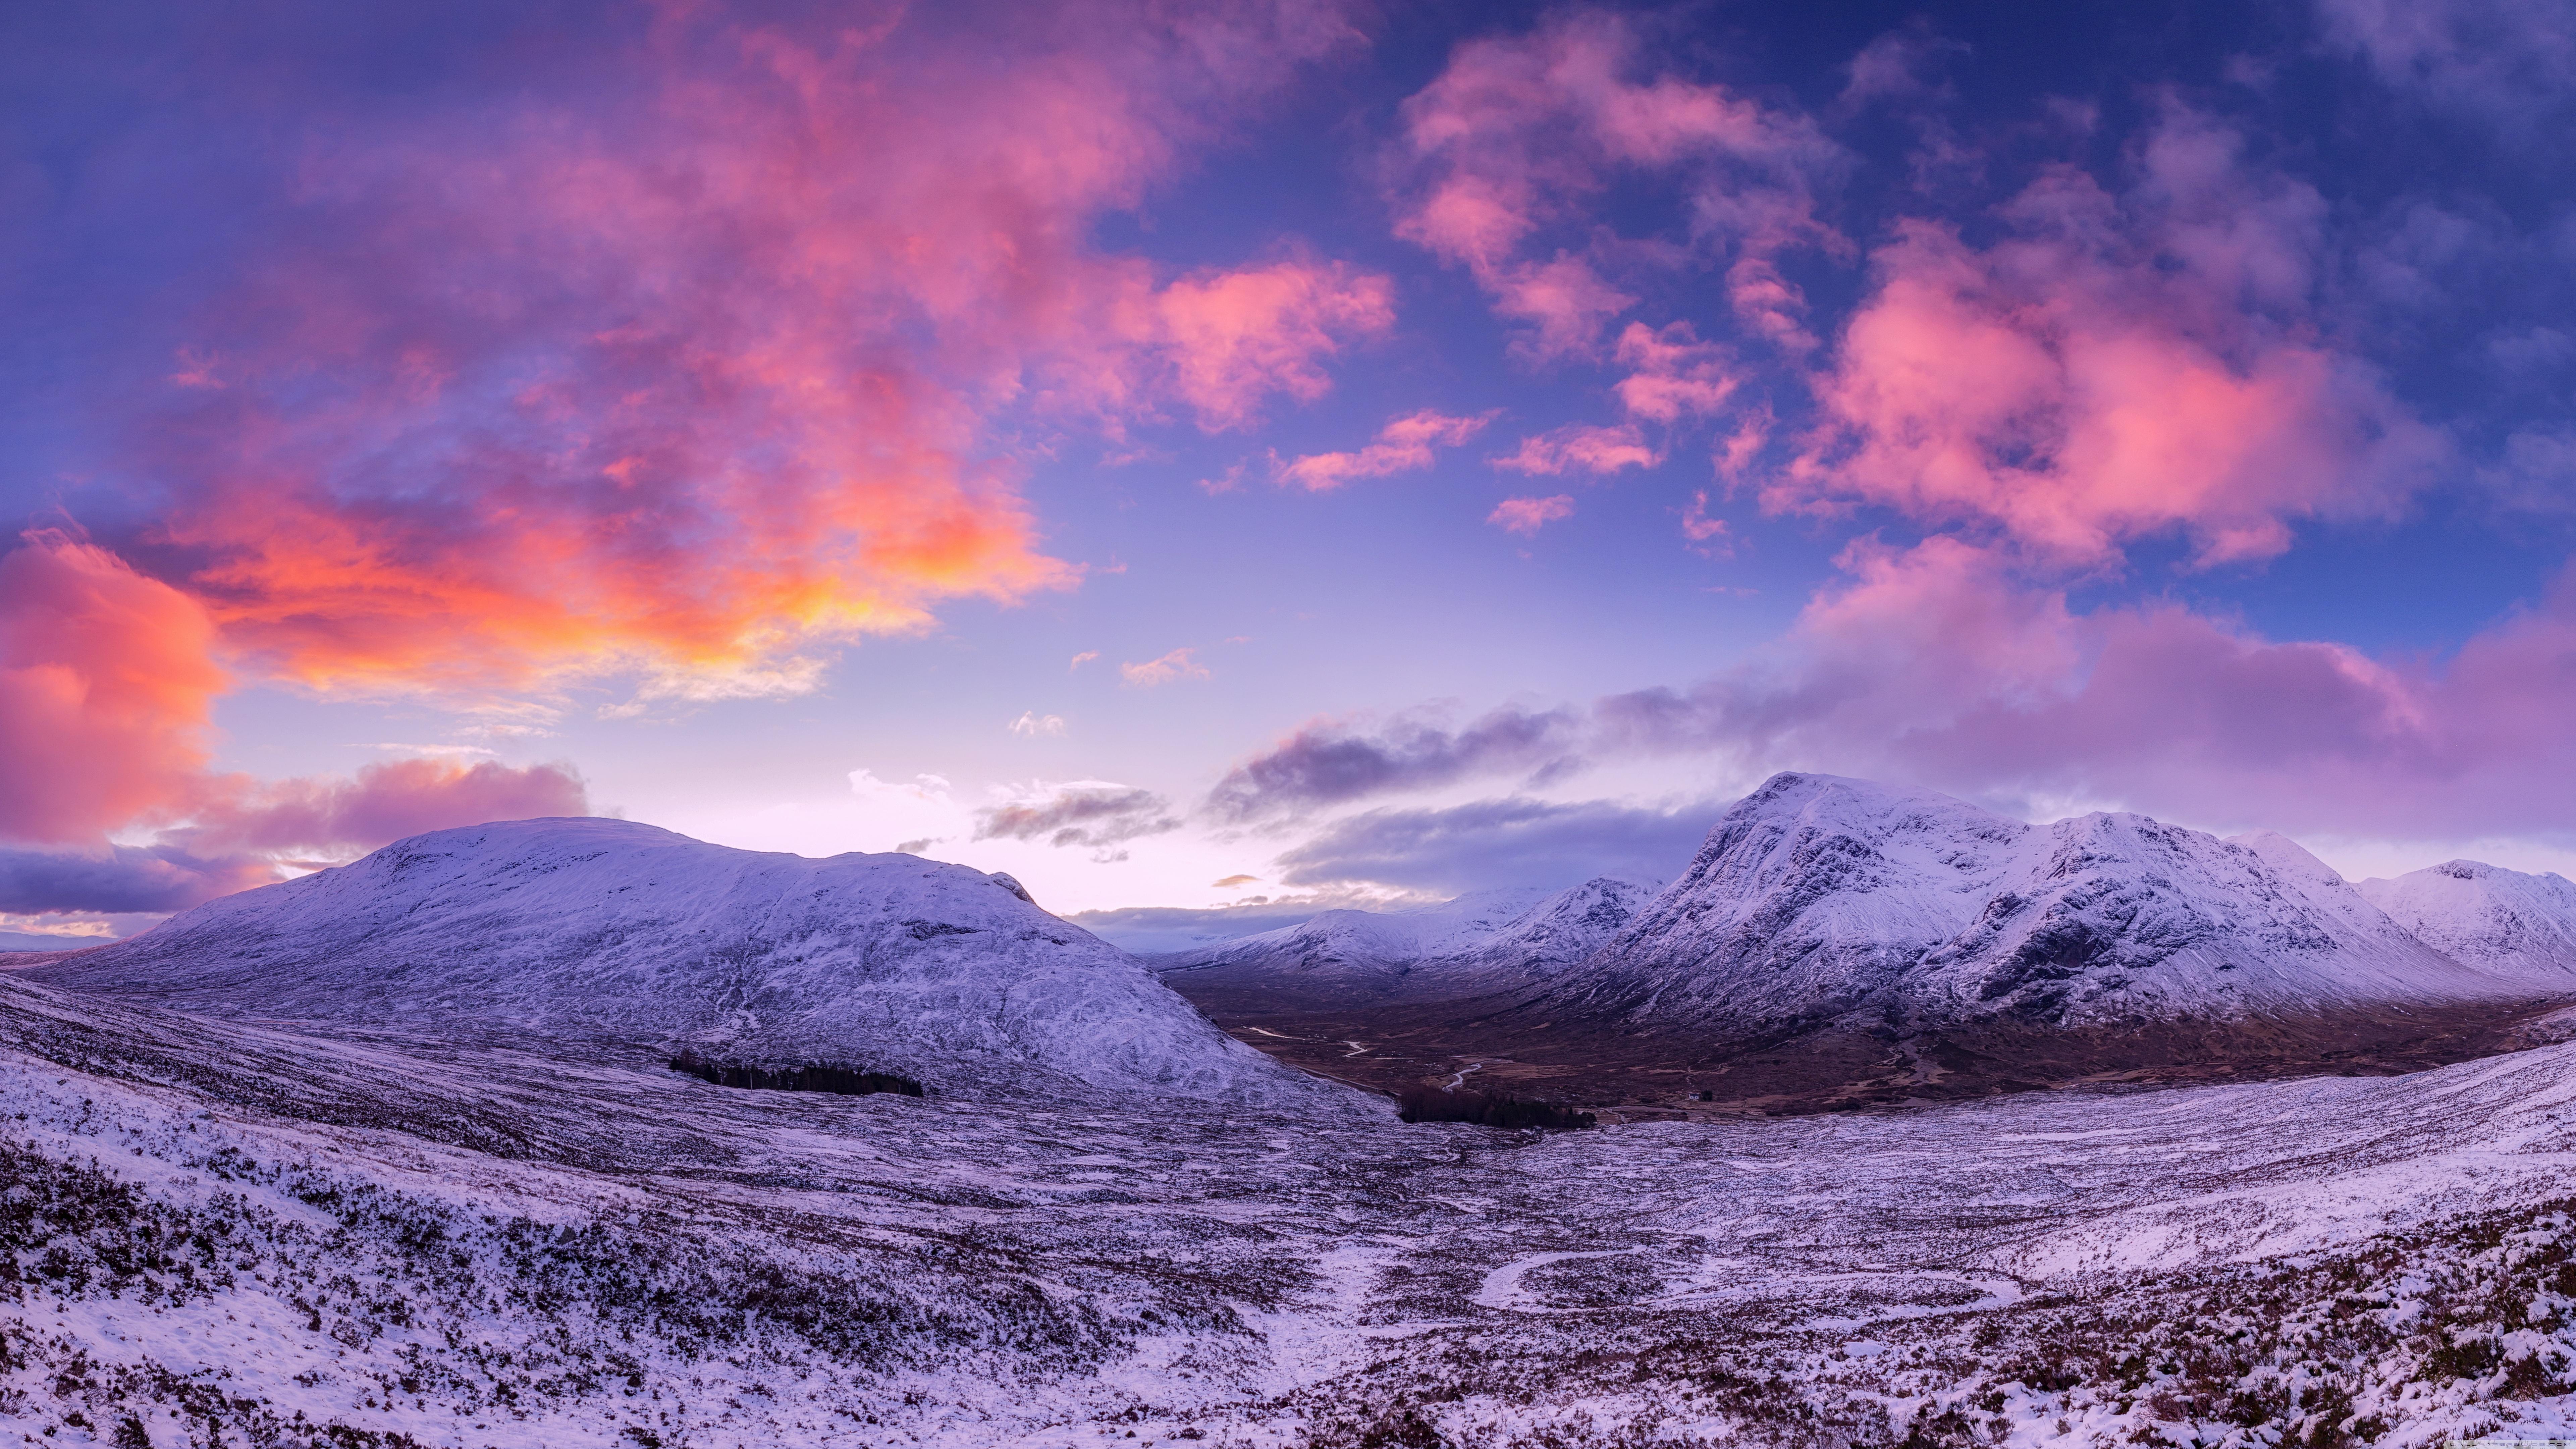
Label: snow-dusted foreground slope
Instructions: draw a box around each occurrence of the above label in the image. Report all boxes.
[12,967,2576,1447]
[1544,773,2539,1040]
[1153,876,1660,1010]
[23,818,1341,1106]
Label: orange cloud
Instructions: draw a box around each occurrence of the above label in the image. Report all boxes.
[0,534,586,912]
[133,3,1383,701]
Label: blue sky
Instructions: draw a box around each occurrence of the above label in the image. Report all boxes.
[7,0,2576,933]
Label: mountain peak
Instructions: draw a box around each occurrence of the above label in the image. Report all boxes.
[2356,858,2576,979]
[2226,829,2347,887]
[28,818,1343,1107]
[1541,775,2515,1040]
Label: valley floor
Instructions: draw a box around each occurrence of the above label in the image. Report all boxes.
[10,974,2576,1448]
[1180,988,2576,1118]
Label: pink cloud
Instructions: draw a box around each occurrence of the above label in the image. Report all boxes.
[177,758,587,858]
[1680,491,1733,557]
[1083,256,1397,431]
[1715,411,1771,482]
[1590,537,2576,838]
[1784,114,2443,567]
[0,533,226,845]
[0,533,586,912]
[1488,495,1577,535]
[1391,8,1838,359]
[1493,424,1658,477]
[1611,321,1741,423]
[1120,648,1211,687]
[1228,523,2576,839]
[1278,409,1496,491]
[1489,255,1638,362]
[1723,255,1816,355]
[126,2,1380,700]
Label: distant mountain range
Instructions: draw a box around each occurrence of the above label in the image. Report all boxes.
[1146,877,1661,1015]
[0,928,103,953]
[1535,772,2565,1040]
[1157,773,2576,1107]
[19,775,2576,1114]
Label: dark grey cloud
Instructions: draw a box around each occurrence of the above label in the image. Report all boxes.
[973,785,1180,849]
[0,845,271,915]
[1205,706,1583,821]
[1273,796,1718,895]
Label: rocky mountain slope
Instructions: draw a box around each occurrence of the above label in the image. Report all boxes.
[2357,858,2576,980]
[1537,773,2522,1042]
[1151,876,1659,1015]
[22,816,1342,1106]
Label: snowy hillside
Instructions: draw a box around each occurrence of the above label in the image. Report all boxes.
[1545,772,2525,1038]
[23,817,1344,1106]
[1153,876,1659,1010]
[2357,859,2576,981]
[16,945,2576,1445]
[1415,875,1666,990]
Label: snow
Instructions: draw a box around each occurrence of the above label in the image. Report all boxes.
[1150,876,1662,1004]
[2357,858,2576,983]
[1547,772,2534,1035]
[23,817,1351,1108]
[13,966,2576,1445]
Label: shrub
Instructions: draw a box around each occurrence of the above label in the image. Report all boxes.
[667,1052,925,1098]
[1394,1087,1594,1130]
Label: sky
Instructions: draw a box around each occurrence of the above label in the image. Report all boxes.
[8,0,2576,942]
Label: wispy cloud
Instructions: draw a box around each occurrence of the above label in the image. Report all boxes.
[1208,705,1584,820]
[1488,495,1577,535]
[1276,410,1496,491]
[1492,424,1657,477]
[1274,795,1705,893]
[973,782,1181,851]
[1120,648,1211,687]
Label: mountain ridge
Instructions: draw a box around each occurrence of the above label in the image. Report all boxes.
[1537,773,2526,1042]
[24,816,1349,1108]
[1151,875,1663,1016]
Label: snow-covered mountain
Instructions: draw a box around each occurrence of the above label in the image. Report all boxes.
[1539,773,2527,1039]
[23,817,1342,1106]
[2356,859,2576,981]
[1153,877,1662,1011]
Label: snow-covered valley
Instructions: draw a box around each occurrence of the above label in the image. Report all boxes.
[14,965,2576,1448]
